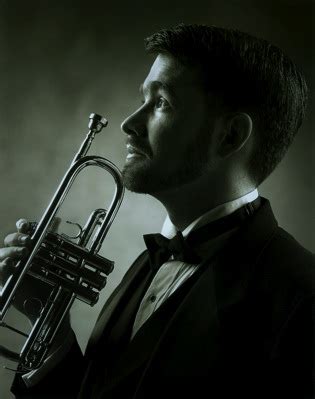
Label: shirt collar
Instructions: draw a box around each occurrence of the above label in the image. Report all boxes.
[161,189,259,239]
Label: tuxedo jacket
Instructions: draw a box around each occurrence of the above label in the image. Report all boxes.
[12,198,314,399]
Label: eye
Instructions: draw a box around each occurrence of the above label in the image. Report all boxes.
[156,97,169,109]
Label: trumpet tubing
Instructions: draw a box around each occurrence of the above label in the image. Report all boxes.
[0,113,124,372]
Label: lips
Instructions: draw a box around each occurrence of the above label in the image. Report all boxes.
[126,144,147,157]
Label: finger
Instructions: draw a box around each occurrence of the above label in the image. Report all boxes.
[0,257,15,285]
[4,232,31,247]
[0,246,28,262]
[16,219,30,234]
[15,217,61,235]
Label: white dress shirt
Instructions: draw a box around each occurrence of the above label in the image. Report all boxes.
[131,189,259,339]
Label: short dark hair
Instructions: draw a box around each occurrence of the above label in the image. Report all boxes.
[144,24,308,185]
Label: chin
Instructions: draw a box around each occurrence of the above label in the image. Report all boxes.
[122,163,170,194]
[122,168,192,196]
[122,163,153,194]
[122,157,207,195]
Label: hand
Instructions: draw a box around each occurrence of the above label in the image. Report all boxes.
[0,218,73,366]
[0,218,59,323]
[0,218,30,286]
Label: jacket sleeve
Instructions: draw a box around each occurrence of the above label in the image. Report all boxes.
[11,330,86,399]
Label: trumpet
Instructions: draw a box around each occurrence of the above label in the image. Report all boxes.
[0,113,124,372]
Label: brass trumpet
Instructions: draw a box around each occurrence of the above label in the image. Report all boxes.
[0,113,124,372]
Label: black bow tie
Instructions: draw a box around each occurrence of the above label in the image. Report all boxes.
[143,197,262,272]
[143,231,201,271]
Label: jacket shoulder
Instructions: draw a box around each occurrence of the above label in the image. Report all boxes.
[257,226,314,298]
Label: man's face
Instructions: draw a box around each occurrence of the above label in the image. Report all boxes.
[121,53,216,194]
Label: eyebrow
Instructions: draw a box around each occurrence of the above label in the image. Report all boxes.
[139,81,177,100]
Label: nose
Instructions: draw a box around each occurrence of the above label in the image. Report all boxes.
[121,106,147,137]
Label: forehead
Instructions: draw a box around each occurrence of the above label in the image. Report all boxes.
[143,53,204,95]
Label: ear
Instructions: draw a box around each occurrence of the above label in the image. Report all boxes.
[218,113,253,158]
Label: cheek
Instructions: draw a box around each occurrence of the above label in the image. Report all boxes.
[147,114,178,150]
[147,109,206,159]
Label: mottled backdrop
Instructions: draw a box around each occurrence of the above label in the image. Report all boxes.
[0,0,313,397]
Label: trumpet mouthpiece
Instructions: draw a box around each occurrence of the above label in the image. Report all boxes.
[89,113,108,132]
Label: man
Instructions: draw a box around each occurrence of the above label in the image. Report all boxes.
[0,24,313,398]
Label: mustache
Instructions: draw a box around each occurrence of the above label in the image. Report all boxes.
[125,139,153,158]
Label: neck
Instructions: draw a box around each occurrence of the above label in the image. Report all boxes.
[152,175,255,231]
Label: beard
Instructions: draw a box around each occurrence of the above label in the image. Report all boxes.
[122,132,210,194]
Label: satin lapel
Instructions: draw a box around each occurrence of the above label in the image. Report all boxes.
[213,197,279,310]
[86,250,150,356]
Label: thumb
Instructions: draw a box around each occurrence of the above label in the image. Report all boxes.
[16,219,30,234]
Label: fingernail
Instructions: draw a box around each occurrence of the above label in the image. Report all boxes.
[17,220,26,229]
[19,235,29,244]
[17,247,27,255]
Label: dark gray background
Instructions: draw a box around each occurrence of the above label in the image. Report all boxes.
[0,0,313,397]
